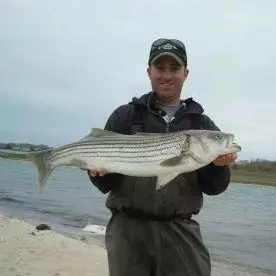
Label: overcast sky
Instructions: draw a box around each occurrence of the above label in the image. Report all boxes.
[0,0,275,160]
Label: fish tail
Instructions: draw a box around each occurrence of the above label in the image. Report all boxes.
[27,149,54,193]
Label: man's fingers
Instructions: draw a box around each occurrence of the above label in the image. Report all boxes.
[225,154,232,164]
[98,169,107,176]
[89,168,108,177]
[89,169,98,177]
[226,153,237,164]
[232,152,238,162]
[213,152,238,166]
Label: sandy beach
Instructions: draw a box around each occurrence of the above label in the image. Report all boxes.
[0,213,273,276]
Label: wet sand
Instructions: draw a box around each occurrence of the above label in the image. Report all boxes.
[0,213,273,276]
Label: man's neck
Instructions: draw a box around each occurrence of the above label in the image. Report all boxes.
[157,99,181,107]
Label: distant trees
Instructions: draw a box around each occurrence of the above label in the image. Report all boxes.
[0,143,50,152]
[232,159,276,173]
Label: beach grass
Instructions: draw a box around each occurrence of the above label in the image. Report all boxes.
[231,170,276,187]
[0,152,29,160]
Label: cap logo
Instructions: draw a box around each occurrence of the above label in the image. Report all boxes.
[157,43,178,50]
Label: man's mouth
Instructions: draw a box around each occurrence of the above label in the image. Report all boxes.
[160,83,173,88]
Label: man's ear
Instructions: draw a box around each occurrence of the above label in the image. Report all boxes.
[147,67,151,78]
[184,68,189,78]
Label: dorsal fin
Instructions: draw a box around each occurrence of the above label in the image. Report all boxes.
[91,128,120,137]
[79,128,122,142]
[134,131,164,136]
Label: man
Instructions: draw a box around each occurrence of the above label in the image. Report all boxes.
[88,38,237,276]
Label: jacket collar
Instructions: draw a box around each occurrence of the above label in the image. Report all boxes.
[130,91,204,115]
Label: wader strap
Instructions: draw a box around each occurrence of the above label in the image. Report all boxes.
[190,114,206,130]
[131,105,147,134]
[131,105,206,133]
[114,207,192,221]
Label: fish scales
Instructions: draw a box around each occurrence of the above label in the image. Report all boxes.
[48,133,187,157]
[53,133,185,153]
[48,140,186,163]
[48,135,188,164]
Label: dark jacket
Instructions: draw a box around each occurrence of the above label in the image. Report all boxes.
[88,92,231,217]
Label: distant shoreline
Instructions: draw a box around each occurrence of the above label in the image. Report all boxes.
[0,152,275,187]
[0,151,29,160]
[231,171,276,187]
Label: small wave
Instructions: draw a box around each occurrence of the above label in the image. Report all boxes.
[83,224,106,235]
[57,213,109,230]
[0,188,8,194]
[60,222,80,229]
[31,207,70,216]
[70,213,107,225]
[0,196,25,204]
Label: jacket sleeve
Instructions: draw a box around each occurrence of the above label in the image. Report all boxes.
[197,115,231,195]
[87,105,133,194]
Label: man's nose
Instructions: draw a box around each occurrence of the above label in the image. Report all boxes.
[162,70,173,79]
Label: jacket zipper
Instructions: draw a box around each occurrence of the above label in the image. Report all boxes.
[149,108,175,133]
[163,114,172,133]
[166,123,169,132]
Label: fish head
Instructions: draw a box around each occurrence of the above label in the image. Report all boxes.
[188,130,241,164]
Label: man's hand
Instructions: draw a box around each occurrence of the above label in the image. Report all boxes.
[212,152,237,166]
[89,168,108,177]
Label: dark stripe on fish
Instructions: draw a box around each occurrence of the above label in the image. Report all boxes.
[48,136,187,162]
[47,144,184,164]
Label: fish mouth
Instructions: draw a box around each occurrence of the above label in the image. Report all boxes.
[227,135,241,152]
[231,142,242,152]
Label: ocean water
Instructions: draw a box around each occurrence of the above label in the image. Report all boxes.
[0,158,275,274]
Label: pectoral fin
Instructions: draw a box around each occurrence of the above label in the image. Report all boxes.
[156,172,180,189]
[160,155,185,167]
[68,158,88,169]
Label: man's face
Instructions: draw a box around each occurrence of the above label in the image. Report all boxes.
[147,56,189,105]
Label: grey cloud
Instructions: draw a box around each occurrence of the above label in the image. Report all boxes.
[0,0,275,160]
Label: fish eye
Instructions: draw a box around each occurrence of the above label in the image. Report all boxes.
[214,134,222,140]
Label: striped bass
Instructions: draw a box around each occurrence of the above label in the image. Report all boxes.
[1,128,241,192]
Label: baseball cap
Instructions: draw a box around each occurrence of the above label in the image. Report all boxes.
[148,38,187,67]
